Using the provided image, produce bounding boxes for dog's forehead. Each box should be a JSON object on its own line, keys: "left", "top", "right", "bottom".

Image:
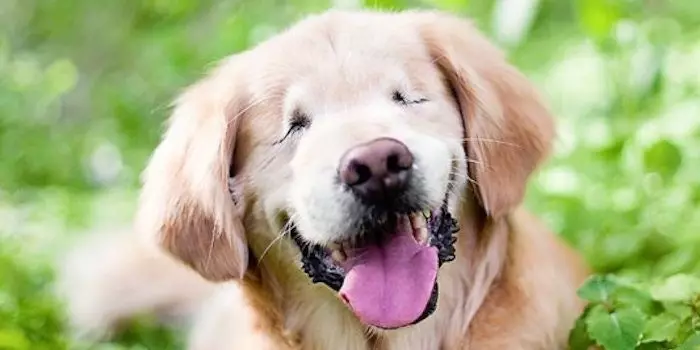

{"left": 240, "top": 13, "right": 443, "bottom": 117}
{"left": 247, "top": 12, "right": 434, "bottom": 90}
{"left": 274, "top": 11, "right": 426, "bottom": 56}
{"left": 235, "top": 12, "right": 449, "bottom": 153}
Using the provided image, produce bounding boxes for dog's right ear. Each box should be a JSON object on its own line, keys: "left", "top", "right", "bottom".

{"left": 135, "top": 56, "right": 249, "bottom": 282}
{"left": 416, "top": 11, "right": 554, "bottom": 218}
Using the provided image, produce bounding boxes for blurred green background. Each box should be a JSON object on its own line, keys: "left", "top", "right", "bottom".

{"left": 1, "top": 0, "right": 699, "bottom": 349}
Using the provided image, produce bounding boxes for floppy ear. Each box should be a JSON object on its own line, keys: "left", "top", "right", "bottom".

{"left": 417, "top": 12, "right": 555, "bottom": 218}
{"left": 135, "top": 57, "right": 249, "bottom": 282}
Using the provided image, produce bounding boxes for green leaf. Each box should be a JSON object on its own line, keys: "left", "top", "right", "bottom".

{"left": 578, "top": 275, "right": 619, "bottom": 303}
{"left": 651, "top": 275, "right": 700, "bottom": 303}
{"left": 676, "top": 333, "right": 700, "bottom": 350}
{"left": 643, "top": 140, "right": 683, "bottom": 181}
{"left": 586, "top": 305, "right": 645, "bottom": 350}
{"left": 642, "top": 314, "right": 680, "bottom": 343}
{"left": 569, "top": 306, "right": 595, "bottom": 350}
{"left": 637, "top": 342, "right": 670, "bottom": 350}
{"left": 615, "top": 283, "right": 658, "bottom": 314}
{"left": 663, "top": 303, "right": 693, "bottom": 328}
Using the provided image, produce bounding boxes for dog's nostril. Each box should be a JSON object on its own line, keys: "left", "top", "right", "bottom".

{"left": 338, "top": 137, "right": 414, "bottom": 203}
{"left": 350, "top": 162, "right": 372, "bottom": 186}
{"left": 386, "top": 153, "right": 412, "bottom": 173}
{"left": 386, "top": 154, "right": 400, "bottom": 173}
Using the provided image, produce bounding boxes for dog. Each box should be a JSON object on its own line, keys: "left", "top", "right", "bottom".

{"left": 57, "top": 9, "right": 590, "bottom": 350}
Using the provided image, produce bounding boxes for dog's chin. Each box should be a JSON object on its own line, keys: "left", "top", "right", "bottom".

{"left": 289, "top": 195, "right": 459, "bottom": 330}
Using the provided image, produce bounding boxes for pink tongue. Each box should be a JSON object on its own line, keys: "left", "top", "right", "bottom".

{"left": 339, "top": 230, "right": 438, "bottom": 329}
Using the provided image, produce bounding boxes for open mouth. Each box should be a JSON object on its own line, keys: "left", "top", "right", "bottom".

{"left": 290, "top": 201, "right": 459, "bottom": 329}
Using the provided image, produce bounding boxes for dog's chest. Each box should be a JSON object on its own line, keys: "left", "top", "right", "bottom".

{"left": 287, "top": 304, "right": 449, "bottom": 350}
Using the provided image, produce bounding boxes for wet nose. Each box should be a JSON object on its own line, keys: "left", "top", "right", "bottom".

{"left": 338, "top": 137, "right": 414, "bottom": 203}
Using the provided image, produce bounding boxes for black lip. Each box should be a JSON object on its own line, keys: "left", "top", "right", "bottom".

{"left": 411, "top": 283, "right": 439, "bottom": 326}
{"left": 377, "top": 282, "right": 439, "bottom": 330}
{"left": 289, "top": 201, "right": 459, "bottom": 328}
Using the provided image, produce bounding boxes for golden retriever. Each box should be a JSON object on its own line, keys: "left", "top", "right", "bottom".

{"left": 57, "top": 9, "right": 590, "bottom": 350}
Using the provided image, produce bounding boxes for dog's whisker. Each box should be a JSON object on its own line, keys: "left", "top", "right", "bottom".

{"left": 205, "top": 229, "right": 219, "bottom": 273}
{"left": 448, "top": 171, "right": 472, "bottom": 180}
{"left": 231, "top": 148, "right": 287, "bottom": 192}
{"left": 227, "top": 96, "right": 273, "bottom": 127}
{"left": 216, "top": 97, "right": 275, "bottom": 177}
{"left": 257, "top": 230, "right": 287, "bottom": 264}
{"left": 448, "top": 170, "right": 479, "bottom": 187}
{"left": 465, "top": 141, "right": 490, "bottom": 175}
{"left": 258, "top": 214, "right": 299, "bottom": 264}
{"left": 461, "top": 137, "right": 521, "bottom": 148}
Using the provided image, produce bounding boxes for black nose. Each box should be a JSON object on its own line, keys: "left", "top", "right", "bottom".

{"left": 338, "top": 137, "right": 414, "bottom": 203}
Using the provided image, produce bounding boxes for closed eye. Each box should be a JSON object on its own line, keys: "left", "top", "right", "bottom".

{"left": 275, "top": 108, "right": 310, "bottom": 144}
{"left": 392, "top": 90, "right": 429, "bottom": 105}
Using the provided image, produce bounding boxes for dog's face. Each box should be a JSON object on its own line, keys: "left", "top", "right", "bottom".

{"left": 136, "top": 10, "right": 553, "bottom": 330}
{"left": 287, "top": 58, "right": 462, "bottom": 244}
{"left": 267, "top": 21, "right": 467, "bottom": 329}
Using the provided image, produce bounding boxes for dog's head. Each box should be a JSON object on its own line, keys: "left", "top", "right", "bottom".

{"left": 136, "top": 10, "right": 553, "bottom": 330}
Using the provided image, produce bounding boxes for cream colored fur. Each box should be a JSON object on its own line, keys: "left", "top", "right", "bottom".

{"left": 57, "top": 9, "right": 590, "bottom": 350}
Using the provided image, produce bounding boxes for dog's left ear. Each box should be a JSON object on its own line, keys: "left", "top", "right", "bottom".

{"left": 416, "top": 11, "right": 555, "bottom": 218}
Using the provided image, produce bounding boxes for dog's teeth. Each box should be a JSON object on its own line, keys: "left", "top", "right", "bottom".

{"left": 340, "top": 241, "right": 349, "bottom": 253}
{"left": 331, "top": 249, "right": 347, "bottom": 263}
{"left": 410, "top": 212, "right": 426, "bottom": 229}
{"left": 398, "top": 215, "right": 411, "bottom": 233}
{"left": 422, "top": 209, "right": 431, "bottom": 219}
{"left": 416, "top": 227, "right": 429, "bottom": 245}
{"left": 409, "top": 213, "right": 429, "bottom": 245}
{"left": 331, "top": 240, "right": 350, "bottom": 262}
{"left": 328, "top": 242, "right": 341, "bottom": 251}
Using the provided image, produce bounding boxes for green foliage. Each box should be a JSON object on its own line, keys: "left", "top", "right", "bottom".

{"left": 586, "top": 305, "right": 645, "bottom": 350}
{"left": 0, "top": 242, "right": 67, "bottom": 350}
{"left": 1, "top": 0, "right": 699, "bottom": 349}
{"left": 572, "top": 275, "right": 700, "bottom": 349}
{"left": 0, "top": 233, "right": 182, "bottom": 350}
